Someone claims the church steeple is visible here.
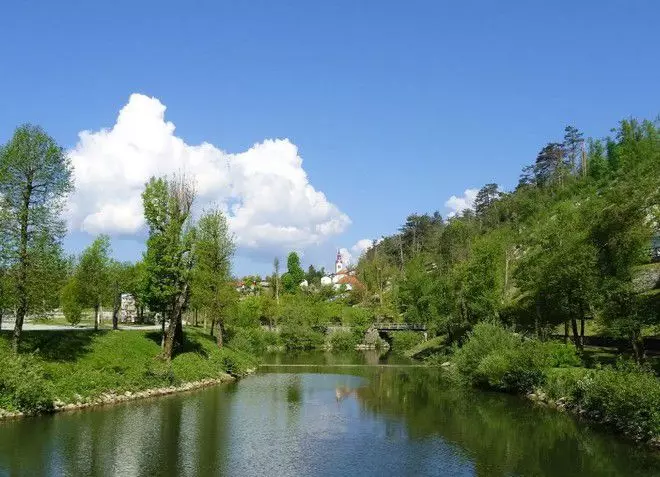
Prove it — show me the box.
[335,249,344,274]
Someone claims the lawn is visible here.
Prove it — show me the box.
[0,327,257,412]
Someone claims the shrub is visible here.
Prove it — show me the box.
[329,330,358,351]
[540,341,582,368]
[453,321,519,380]
[280,325,324,350]
[545,361,660,442]
[454,322,553,393]
[341,307,374,327]
[0,354,54,413]
[60,278,83,326]
[390,331,424,353]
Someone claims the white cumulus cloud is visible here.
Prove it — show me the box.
[66,93,351,252]
[444,188,478,218]
[337,238,377,265]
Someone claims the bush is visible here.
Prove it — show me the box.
[454,322,555,393]
[546,361,660,441]
[454,321,519,379]
[60,278,82,326]
[329,330,358,351]
[540,341,582,368]
[390,331,424,352]
[280,325,324,350]
[0,354,54,413]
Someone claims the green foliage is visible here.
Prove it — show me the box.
[280,324,324,350]
[547,363,660,442]
[454,322,578,393]
[60,277,82,326]
[0,124,73,317]
[0,352,54,413]
[281,252,305,293]
[329,330,358,351]
[541,341,582,368]
[76,235,111,310]
[226,327,280,355]
[141,175,195,315]
[190,208,235,336]
[0,328,257,413]
[390,331,424,352]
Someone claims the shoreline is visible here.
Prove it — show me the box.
[0,370,256,421]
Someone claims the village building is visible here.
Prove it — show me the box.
[320,251,363,291]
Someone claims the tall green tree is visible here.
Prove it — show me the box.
[281,252,305,293]
[142,174,196,360]
[474,183,501,219]
[191,209,235,347]
[76,235,112,331]
[0,124,73,350]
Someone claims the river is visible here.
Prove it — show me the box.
[0,351,658,476]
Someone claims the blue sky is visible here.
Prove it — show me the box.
[1,1,658,275]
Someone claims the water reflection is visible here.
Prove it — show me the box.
[0,357,658,477]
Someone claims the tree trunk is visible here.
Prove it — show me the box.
[563,320,569,344]
[112,300,120,331]
[0,309,3,331]
[570,317,582,350]
[216,320,224,348]
[631,329,646,363]
[534,301,541,339]
[12,182,32,352]
[94,304,100,331]
[161,316,166,348]
[163,284,189,361]
[210,318,215,337]
[580,318,585,346]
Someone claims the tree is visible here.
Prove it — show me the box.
[60,276,83,326]
[273,257,280,305]
[533,142,567,187]
[76,235,111,331]
[142,174,196,360]
[563,125,584,173]
[305,265,325,286]
[0,124,73,350]
[191,209,235,347]
[474,183,501,218]
[281,252,305,293]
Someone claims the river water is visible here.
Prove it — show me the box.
[0,351,658,476]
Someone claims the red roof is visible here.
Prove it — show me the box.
[335,275,363,288]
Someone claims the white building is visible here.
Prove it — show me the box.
[321,250,361,291]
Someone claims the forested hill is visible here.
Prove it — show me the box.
[356,117,660,358]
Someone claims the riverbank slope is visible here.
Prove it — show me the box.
[0,328,256,417]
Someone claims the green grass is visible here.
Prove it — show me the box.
[404,335,449,359]
[0,328,257,412]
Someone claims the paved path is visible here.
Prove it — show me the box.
[259,364,428,368]
[0,320,160,332]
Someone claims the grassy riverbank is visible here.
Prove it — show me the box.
[0,328,257,415]
[437,322,660,446]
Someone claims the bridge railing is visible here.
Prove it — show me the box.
[373,323,427,331]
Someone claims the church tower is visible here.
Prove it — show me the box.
[335,250,344,274]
